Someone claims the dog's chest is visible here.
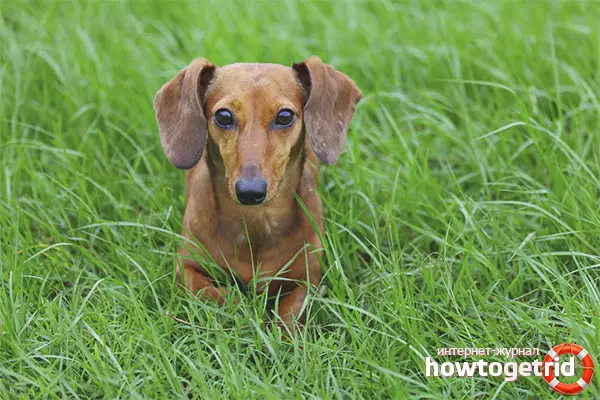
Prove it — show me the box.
[214,209,307,285]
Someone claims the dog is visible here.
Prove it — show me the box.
[154,56,361,333]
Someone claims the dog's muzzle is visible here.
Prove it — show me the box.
[235,178,267,205]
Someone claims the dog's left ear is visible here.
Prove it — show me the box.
[292,56,362,164]
[154,58,216,169]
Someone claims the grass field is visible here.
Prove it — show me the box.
[1,1,599,398]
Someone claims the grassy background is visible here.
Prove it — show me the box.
[1,0,599,398]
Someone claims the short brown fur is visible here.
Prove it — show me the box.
[154,56,362,333]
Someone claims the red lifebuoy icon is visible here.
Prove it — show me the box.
[543,343,594,395]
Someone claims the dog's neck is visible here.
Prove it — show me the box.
[206,139,305,248]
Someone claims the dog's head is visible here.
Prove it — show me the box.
[154,56,362,206]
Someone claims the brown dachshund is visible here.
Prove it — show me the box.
[154,56,361,333]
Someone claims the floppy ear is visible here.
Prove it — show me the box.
[154,58,216,169]
[292,56,362,164]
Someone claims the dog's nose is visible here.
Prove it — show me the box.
[235,178,267,205]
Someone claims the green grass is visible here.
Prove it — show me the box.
[1,0,599,398]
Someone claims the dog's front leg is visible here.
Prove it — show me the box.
[276,252,321,335]
[178,261,230,304]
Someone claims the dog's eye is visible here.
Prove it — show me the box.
[214,109,234,128]
[275,109,295,127]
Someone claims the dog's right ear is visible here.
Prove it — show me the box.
[292,56,362,165]
[154,58,216,169]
